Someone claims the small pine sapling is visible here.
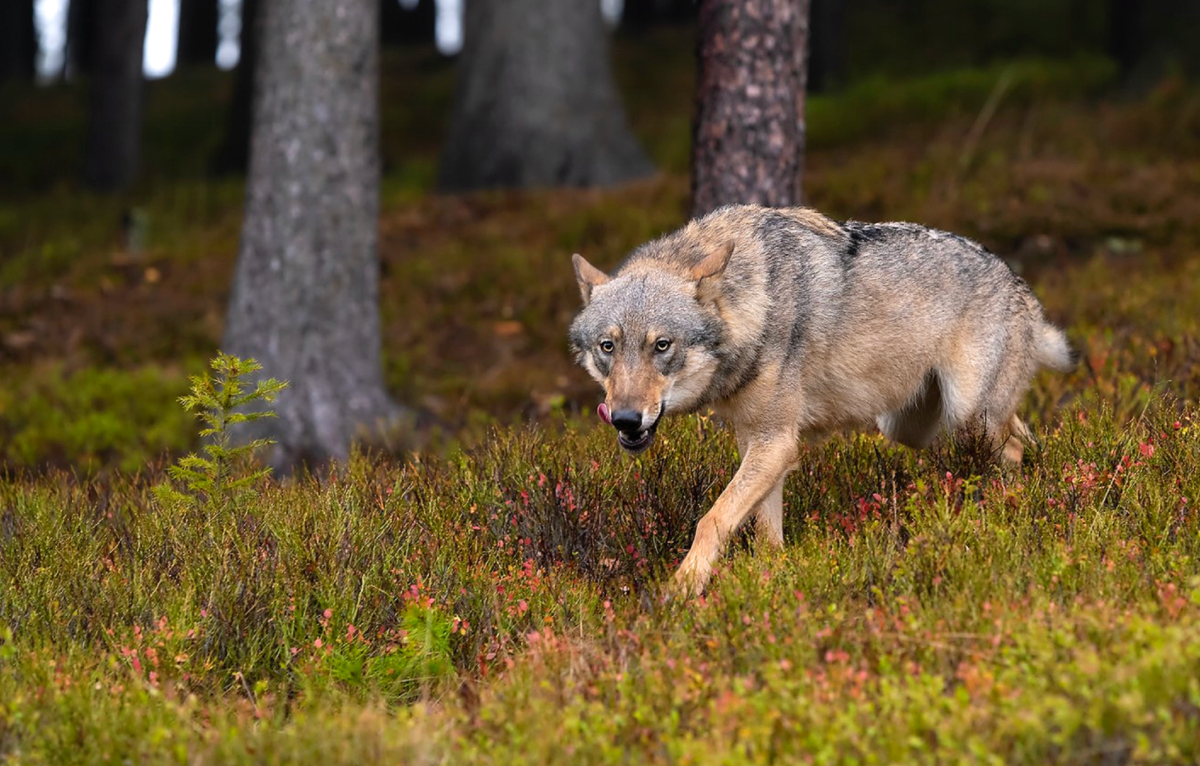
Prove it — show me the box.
[156,353,288,515]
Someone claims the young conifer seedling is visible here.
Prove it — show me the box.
[155,353,287,516]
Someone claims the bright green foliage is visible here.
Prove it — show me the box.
[154,353,287,514]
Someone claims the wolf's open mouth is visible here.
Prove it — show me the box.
[617,426,656,453]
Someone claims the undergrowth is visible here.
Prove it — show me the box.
[2,391,1200,762]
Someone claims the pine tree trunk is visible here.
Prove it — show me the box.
[81,0,148,191]
[691,0,810,218]
[177,0,219,67]
[0,0,38,82]
[438,0,654,191]
[223,0,401,471]
[211,0,258,174]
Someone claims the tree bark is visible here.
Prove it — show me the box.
[81,0,148,191]
[223,0,401,471]
[177,0,219,67]
[691,0,810,218]
[438,0,654,191]
[211,0,258,174]
[0,0,38,82]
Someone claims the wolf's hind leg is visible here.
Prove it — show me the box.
[754,478,786,549]
[1000,414,1032,463]
[876,371,944,449]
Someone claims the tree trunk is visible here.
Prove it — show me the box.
[380,0,434,46]
[380,0,405,46]
[211,0,258,174]
[1108,0,1141,75]
[438,0,654,191]
[66,0,102,77]
[82,0,148,191]
[223,0,401,471]
[691,0,810,218]
[1110,0,1200,83]
[177,0,219,67]
[621,0,695,30]
[0,0,38,82]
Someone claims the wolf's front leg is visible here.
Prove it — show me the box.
[754,479,786,548]
[670,437,797,598]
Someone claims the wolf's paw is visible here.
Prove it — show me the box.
[667,561,709,601]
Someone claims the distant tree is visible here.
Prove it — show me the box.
[177,0,220,67]
[380,0,435,46]
[223,0,402,471]
[691,0,810,218]
[66,0,101,77]
[82,0,149,191]
[212,0,259,174]
[1108,0,1141,74]
[0,0,38,82]
[1110,0,1200,83]
[438,0,654,191]
[808,0,845,92]
[620,0,695,30]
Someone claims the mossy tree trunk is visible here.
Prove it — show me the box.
[81,0,148,191]
[690,0,810,218]
[223,0,402,471]
[438,0,654,191]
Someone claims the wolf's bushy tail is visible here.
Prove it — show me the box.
[1036,323,1076,372]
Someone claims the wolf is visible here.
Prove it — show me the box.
[568,204,1075,597]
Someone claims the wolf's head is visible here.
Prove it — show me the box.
[568,243,733,454]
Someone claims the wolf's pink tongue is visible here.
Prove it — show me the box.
[597,402,612,425]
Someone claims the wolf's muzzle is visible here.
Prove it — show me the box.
[610,404,662,455]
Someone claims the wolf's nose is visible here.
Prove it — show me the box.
[610,410,643,432]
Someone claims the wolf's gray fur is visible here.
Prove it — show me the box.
[570,204,1074,596]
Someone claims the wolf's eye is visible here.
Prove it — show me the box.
[655,339,672,353]
[599,340,615,354]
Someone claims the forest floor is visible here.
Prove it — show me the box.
[4,28,1200,763]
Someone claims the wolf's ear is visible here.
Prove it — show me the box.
[572,253,610,306]
[692,241,734,303]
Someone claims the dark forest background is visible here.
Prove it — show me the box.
[1,0,1198,471]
